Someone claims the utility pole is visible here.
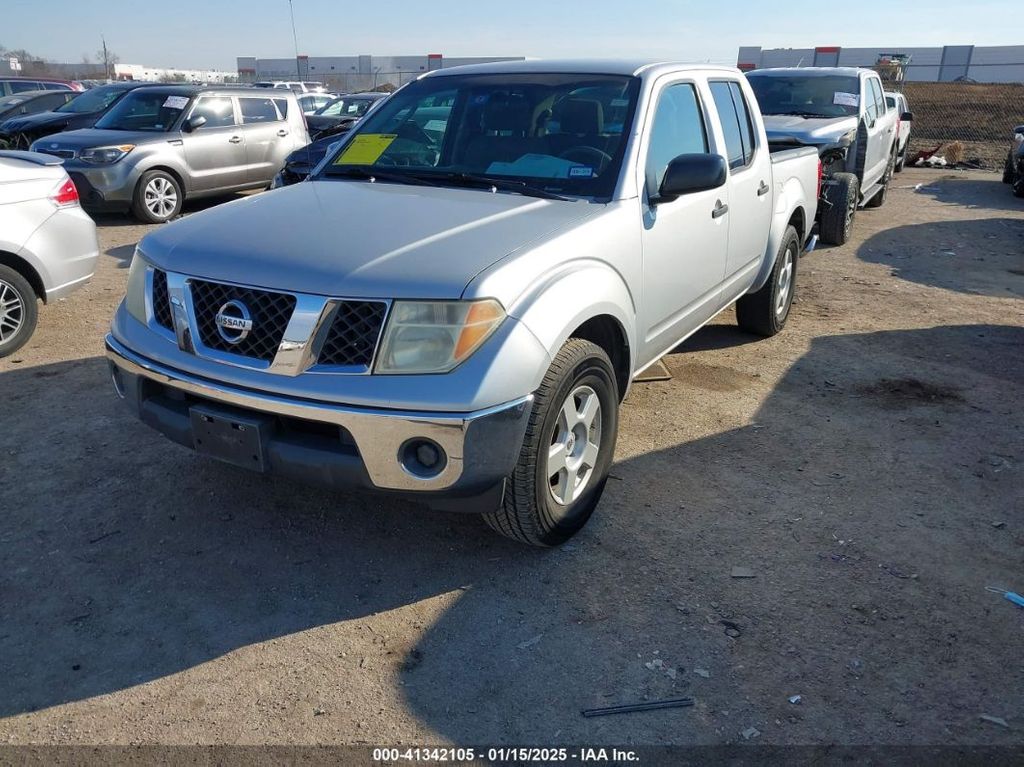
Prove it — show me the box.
[288,0,301,80]
[101,34,110,81]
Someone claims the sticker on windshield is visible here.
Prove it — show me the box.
[334,133,397,165]
[569,166,594,178]
[162,96,189,110]
[833,92,859,108]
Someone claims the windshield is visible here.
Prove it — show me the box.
[317,96,377,118]
[318,72,641,198]
[94,90,190,131]
[56,85,126,114]
[747,74,861,117]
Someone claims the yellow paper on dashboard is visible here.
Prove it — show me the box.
[334,134,397,165]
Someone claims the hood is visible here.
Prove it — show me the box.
[306,115,356,135]
[31,127,172,152]
[140,179,600,299]
[0,110,75,135]
[761,114,859,147]
[284,131,349,171]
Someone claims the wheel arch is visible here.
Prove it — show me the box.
[135,164,188,199]
[0,250,46,302]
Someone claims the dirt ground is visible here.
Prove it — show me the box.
[0,168,1022,748]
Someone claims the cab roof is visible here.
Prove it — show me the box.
[423,59,742,79]
[745,67,871,78]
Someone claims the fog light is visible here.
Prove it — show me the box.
[399,438,448,479]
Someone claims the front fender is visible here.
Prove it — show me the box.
[507,260,637,392]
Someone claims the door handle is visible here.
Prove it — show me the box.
[757,181,770,197]
[228,135,242,144]
[277,129,289,137]
[711,200,729,219]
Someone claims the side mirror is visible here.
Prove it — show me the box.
[183,114,207,133]
[653,153,728,204]
[901,111,914,122]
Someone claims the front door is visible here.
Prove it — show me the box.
[861,77,891,189]
[182,95,247,193]
[637,79,729,369]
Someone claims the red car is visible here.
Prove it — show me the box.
[0,77,86,97]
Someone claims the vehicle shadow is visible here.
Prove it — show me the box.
[104,244,135,269]
[857,217,1024,297]
[87,192,257,229]
[913,175,1024,213]
[1,325,1022,745]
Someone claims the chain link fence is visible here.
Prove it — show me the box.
[879,64,1023,171]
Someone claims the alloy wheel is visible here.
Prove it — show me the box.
[144,177,178,219]
[547,384,603,505]
[0,279,25,343]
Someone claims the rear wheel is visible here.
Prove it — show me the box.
[1003,152,1014,184]
[736,225,798,337]
[131,170,183,224]
[483,339,618,547]
[819,172,859,246]
[0,266,38,358]
[894,142,906,172]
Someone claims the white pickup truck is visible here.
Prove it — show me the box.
[106,60,818,546]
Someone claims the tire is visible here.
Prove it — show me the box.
[483,339,618,547]
[0,266,39,358]
[865,151,896,209]
[819,172,859,246]
[131,170,183,224]
[1003,153,1014,184]
[894,143,906,172]
[1014,178,1024,199]
[736,225,798,337]
[13,132,32,151]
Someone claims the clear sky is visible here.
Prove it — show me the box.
[4,0,1020,72]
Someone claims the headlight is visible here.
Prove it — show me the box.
[374,299,505,374]
[839,128,857,147]
[79,144,135,164]
[125,250,149,324]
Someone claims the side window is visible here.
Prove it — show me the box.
[728,81,756,165]
[190,96,236,128]
[864,79,881,122]
[870,79,886,115]
[710,81,745,170]
[272,98,289,118]
[10,81,41,93]
[645,83,708,193]
[239,97,281,124]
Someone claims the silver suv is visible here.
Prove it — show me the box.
[31,86,310,223]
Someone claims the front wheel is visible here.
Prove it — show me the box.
[132,170,183,224]
[736,225,798,337]
[483,339,618,547]
[819,172,859,245]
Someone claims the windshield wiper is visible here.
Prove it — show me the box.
[431,172,572,201]
[322,166,440,187]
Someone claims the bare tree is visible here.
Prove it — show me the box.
[96,37,119,80]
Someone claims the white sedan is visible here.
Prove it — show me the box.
[0,150,99,356]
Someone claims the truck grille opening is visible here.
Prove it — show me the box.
[152,269,174,330]
[317,301,388,368]
[190,279,296,362]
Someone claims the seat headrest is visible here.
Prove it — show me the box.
[555,99,604,135]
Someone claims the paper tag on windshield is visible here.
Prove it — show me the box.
[833,92,859,108]
[335,133,397,165]
[162,96,189,110]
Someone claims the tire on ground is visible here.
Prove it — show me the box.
[819,172,859,246]
[736,224,799,338]
[865,152,896,209]
[0,265,39,358]
[131,169,183,224]
[483,338,618,547]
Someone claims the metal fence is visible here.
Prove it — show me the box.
[883,75,1023,171]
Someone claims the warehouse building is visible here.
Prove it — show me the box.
[737,44,1024,83]
[236,53,525,91]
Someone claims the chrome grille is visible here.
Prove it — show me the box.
[317,301,387,368]
[190,279,296,362]
[152,269,173,330]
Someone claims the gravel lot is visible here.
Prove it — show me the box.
[1,168,1022,746]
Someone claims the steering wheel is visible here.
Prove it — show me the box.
[559,146,613,174]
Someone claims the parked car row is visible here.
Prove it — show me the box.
[0,90,78,131]
[745,67,912,245]
[0,76,86,96]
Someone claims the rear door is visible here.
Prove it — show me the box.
[637,77,730,367]
[708,79,772,283]
[181,94,248,192]
[237,95,292,183]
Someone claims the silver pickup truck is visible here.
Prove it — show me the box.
[106,60,818,546]
[746,67,906,245]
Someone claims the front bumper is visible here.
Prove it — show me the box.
[105,335,533,510]
[66,163,140,210]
